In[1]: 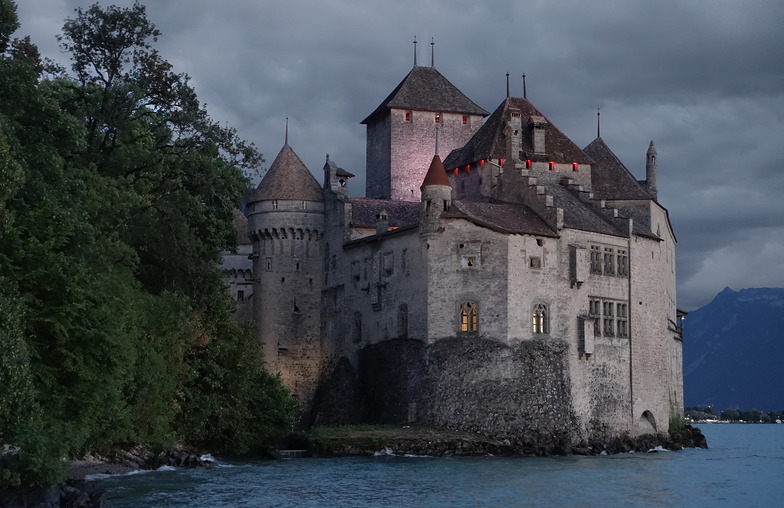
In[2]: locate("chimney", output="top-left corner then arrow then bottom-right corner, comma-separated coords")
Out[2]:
646,141 -> 657,200
530,116 -> 547,154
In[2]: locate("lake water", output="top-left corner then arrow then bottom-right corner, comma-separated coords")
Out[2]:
95,424 -> 783,507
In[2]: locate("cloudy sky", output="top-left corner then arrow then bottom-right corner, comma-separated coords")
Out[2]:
15,0 -> 784,310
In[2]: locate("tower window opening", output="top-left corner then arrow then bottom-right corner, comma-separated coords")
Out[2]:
435,113 -> 441,124
272,200 -> 278,209
405,111 -> 411,122
462,116 -> 468,125
549,162 -> 555,171
572,162 -> 578,171
525,159 -> 532,169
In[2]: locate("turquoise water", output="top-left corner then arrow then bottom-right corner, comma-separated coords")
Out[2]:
96,424 -> 784,507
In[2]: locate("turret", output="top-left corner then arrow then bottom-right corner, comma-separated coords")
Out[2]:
646,140 -> 658,200
420,155 -> 452,235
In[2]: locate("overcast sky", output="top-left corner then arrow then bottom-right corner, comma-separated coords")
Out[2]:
15,0 -> 784,311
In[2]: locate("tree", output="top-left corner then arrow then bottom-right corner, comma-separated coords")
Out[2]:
0,0 -> 294,487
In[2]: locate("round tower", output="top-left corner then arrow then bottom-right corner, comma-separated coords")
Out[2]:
246,143 -> 324,402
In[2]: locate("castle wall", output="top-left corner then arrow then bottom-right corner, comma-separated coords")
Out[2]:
629,204 -> 681,434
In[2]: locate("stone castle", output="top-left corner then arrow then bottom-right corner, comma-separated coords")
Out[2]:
223,60 -> 684,451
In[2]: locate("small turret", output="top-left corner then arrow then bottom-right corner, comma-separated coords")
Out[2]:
420,155 -> 452,234
646,140 -> 658,200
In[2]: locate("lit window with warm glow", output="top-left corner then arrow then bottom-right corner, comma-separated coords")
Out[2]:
499,158 -> 505,166
549,162 -> 555,171
435,114 -> 441,124
405,111 -> 411,122
462,116 -> 468,125
526,160 -> 532,169
459,302 -> 478,332
532,303 -> 549,334
480,159 -> 485,168
572,162 -> 578,171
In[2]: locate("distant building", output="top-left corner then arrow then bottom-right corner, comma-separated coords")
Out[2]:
234,60 -> 683,449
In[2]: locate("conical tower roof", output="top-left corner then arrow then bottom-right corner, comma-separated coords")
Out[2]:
421,155 -> 451,188
252,144 -> 323,202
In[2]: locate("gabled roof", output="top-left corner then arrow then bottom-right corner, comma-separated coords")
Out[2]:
361,66 -> 488,124
444,200 -> 558,237
349,199 -> 420,229
421,155 -> 451,187
232,208 -> 251,245
584,137 -> 653,201
443,97 -> 593,169
252,144 -> 323,202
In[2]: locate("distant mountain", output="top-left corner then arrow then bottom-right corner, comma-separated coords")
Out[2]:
682,287 -> 784,411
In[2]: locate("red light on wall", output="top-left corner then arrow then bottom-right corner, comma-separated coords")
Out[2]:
549,162 -> 555,171
499,158 -> 505,166
405,111 -> 411,122
572,162 -> 578,171
462,116 -> 468,125
480,159 -> 485,168
454,168 -> 458,176
466,165 -> 470,174
525,160 -> 531,169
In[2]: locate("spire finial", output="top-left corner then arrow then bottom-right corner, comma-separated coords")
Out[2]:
522,74 -> 527,99
597,108 -> 600,138
506,72 -> 510,98
413,36 -> 417,67
285,117 -> 289,146
431,37 -> 435,67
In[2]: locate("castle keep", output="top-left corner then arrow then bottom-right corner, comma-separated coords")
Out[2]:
230,61 -> 684,450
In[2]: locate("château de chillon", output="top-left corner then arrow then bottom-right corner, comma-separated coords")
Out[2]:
223,52 -> 683,452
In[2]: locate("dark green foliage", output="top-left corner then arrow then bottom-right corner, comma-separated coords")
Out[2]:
0,0 -> 295,487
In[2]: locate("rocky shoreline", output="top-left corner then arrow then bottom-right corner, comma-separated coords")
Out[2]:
1,426 -> 707,507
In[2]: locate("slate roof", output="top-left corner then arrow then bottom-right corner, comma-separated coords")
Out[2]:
544,183 -> 626,237
444,97 -> 594,169
421,155 -> 451,187
584,137 -> 653,201
350,199 -> 420,229
362,66 -> 488,124
252,144 -> 323,202
444,200 -> 558,237
232,208 -> 251,245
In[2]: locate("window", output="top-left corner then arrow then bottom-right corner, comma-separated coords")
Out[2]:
302,201 -> 307,210
532,303 -> 549,334
459,302 -> 477,332
572,162 -> 578,171
603,301 -> 615,336
405,111 -> 411,122
272,200 -> 278,209
435,113 -> 441,124
529,257 -> 541,269
589,299 -> 601,336
617,249 -> 629,276
549,162 -> 555,171
590,246 -> 602,274
352,312 -> 362,343
525,159 -> 532,169
237,290 -> 244,302
462,116 -> 468,125
265,257 -> 272,271
616,303 -> 628,337
603,247 -> 615,275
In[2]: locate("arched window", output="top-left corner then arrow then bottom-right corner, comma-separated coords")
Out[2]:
532,303 -> 549,334
459,302 -> 478,332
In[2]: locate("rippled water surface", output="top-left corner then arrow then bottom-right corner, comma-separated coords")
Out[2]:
96,424 -> 784,507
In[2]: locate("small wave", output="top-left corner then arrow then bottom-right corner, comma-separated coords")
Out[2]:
374,447 -> 395,456
85,469 -> 148,481
647,446 -> 670,453
200,454 -> 217,462
156,465 -> 177,471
